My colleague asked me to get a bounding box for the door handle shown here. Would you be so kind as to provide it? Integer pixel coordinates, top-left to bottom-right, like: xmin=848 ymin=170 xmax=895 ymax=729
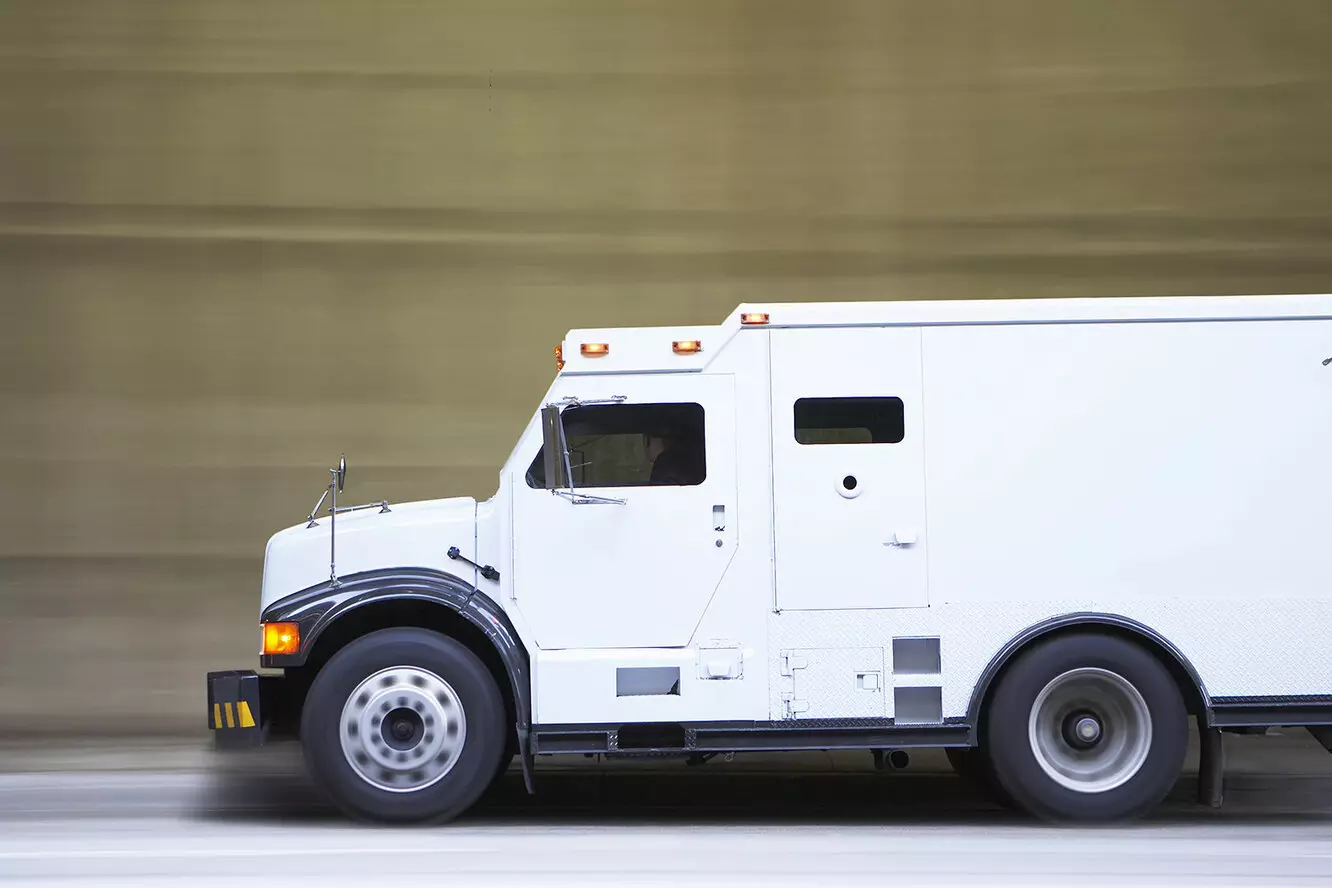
xmin=886 ymin=530 xmax=917 ymax=548
xmin=712 ymin=505 xmax=726 ymax=532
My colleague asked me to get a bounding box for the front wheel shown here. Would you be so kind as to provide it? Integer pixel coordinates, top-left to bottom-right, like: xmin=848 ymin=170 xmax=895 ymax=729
xmin=983 ymin=633 xmax=1188 ymax=823
xmin=301 ymin=627 xmax=507 ymax=824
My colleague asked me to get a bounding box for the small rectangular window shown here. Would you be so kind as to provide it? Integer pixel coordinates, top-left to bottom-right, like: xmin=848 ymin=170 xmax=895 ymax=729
xmin=794 ymin=397 xmax=904 ymax=445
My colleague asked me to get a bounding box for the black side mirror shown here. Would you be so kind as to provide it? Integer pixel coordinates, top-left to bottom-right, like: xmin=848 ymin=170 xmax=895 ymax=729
xmin=337 ymin=455 xmax=347 ymax=492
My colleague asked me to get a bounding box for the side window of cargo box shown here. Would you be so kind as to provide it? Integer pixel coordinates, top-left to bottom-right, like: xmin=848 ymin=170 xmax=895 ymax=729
xmin=793 ymin=396 xmax=905 ymax=444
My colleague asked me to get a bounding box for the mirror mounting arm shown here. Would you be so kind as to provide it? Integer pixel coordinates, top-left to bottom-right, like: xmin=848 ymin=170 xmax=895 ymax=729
xmin=302 ymin=455 xmax=376 ymax=588
xmin=328 ymin=463 xmax=341 ymax=586
xmin=539 ymin=400 xmax=627 ymax=506
xmin=557 ymin=395 xmax=628 ymax=408
xmin=305 ymin=487 xmax=331 ymax=528
xmin=553 ymin=489 xmax=627 ymax=505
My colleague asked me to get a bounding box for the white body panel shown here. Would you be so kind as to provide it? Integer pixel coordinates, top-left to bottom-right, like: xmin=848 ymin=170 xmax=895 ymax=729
xmin=770 ymin=326 xmax=929 ymax=612
xmin=768 ymin=311 xmax=1332 ymax=721
xmin=533 ymin=646 xmax=761 ymax=726
xmin=502 ymin=331 xmax=777 ymax=725
xmin=260 ymin=497 xmax=477 ymax=613
xmin=509 ymin=372 xmax=740 ymax=650
xmin=256 ymin=292 xmax=1332 ymax=733
xmin=768 ymin=597 xmax=1332 ymax=722
xmin=923 ymin=318 xmax=1332 ymax=609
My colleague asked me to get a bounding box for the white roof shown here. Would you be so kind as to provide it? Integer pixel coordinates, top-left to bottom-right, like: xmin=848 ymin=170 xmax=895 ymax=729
xmin=558 ymin=292 xmax=1332 ymax=375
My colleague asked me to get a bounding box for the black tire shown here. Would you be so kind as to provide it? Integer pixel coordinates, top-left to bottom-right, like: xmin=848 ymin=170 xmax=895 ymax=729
xmin=300 ymin=627 xmax=507 ymax=825
xmin=983 ymin=632 xmax=1187 ymax=823
xmin=945 ymin=746 xmax=983 ymax=783
xmin=473 ymin=751 xmax=517 ymax=808
xmin=946 ymin=746 xmax=1014 ymax=809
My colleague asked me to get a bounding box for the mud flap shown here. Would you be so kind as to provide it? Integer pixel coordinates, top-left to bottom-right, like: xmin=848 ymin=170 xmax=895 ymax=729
xmin=1197 ymin=715 xmax=1224 ymax=808
xmin=207 ymin=670 xmax=267 ymax=750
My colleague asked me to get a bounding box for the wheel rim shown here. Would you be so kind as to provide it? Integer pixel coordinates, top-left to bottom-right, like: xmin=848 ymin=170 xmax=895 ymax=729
xmin=1027 ymin=666 xmax=1151 ymax=794
xmin=339 ymin=665 xmax=467 ymax=793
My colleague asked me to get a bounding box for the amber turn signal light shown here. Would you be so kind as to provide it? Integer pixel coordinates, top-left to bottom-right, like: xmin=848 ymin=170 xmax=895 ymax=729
xmin=554 ymin=344 xmax=565 ymax=370
xmin=262 ymin=622 xmax=300 ymax=656
xmin=673 ymin=340 xmax=702 ymax=354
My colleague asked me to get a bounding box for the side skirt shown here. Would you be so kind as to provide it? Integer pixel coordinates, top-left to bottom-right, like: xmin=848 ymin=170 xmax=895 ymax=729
xmin=530 ymin=719 xmax=972 ymax=757
xmin=1209 ymin=696 xmax=1332 ymax=729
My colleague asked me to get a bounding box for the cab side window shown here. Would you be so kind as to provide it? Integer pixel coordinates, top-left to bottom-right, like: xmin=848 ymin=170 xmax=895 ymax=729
xmin=526 ymin=402 xmax=707 ymax=488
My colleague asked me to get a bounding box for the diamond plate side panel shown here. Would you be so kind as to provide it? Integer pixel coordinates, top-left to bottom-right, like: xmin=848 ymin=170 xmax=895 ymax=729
xmin=1212 ymin=695 xmax=1332 ymax=705
xmin=785 ymin=647 xmax=885 ymax=720
xmin=767 ymin=599 xmax=1332 ymax=721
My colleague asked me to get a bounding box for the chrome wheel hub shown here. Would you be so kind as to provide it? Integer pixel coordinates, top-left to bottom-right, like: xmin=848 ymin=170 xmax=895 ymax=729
xmin=1070 ymin=714 xmax=1102 ymax=745
xmin=339 ymin=666 xmax=466 ymax=793
xmin=1028 ymin=667 xmax=1151 ymax=794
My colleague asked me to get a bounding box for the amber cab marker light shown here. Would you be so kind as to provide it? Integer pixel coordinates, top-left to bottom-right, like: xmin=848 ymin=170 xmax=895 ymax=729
xmin=673 ymin=340 xmax=703 ymax=354
xmin=740 ymin=312 xmax=770 ymax=325
xmin=554 ymin=344 xmax=565 ymax=370
xmin=580 ymin=342 xmax=610 ymax=357
xmin=262 ymin=622 xmax=300 ymax=656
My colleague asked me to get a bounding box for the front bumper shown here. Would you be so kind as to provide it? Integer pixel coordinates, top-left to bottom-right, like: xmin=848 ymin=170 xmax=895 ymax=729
xmin=207 ymin=670 xmax=270 ymax=750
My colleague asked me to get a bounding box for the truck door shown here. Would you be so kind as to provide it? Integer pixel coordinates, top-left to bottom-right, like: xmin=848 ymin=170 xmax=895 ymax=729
xmin=511 ymin=374 xmax=739 ymax=649
xmin=770 ymin=326 xmax=928 ymax=611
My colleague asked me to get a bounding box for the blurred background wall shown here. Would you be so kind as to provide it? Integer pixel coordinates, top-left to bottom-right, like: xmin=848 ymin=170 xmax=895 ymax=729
xmin=2 ymin=0 xmax=1332 ymax=736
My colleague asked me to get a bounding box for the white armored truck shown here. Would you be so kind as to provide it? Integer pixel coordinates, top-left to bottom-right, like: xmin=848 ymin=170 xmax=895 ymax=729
xmin=208 ymin=293 xmax=1332 ymax=824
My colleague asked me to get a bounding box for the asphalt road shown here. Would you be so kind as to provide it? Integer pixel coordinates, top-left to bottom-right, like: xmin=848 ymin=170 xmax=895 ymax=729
xmin=2 ymin=733 xmax=1332 ymax=886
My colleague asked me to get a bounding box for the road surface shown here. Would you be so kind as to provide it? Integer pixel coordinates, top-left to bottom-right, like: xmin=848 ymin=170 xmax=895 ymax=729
xmin=2 ymin=731 xmax=1331 ymax=886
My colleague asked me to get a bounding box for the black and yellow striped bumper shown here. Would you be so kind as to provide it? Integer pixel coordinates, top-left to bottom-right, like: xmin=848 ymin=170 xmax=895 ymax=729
xmin=207 ymin=670 xmax=266 ymax=749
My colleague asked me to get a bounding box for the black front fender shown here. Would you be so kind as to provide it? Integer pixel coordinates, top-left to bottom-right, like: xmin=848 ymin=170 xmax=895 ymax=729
xmin=259 ymin=567 xmax=531 ymax=734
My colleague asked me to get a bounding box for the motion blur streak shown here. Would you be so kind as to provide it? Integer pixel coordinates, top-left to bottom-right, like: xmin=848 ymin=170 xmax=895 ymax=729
xmin=2 ymin=0 xmax=1332 ymax=737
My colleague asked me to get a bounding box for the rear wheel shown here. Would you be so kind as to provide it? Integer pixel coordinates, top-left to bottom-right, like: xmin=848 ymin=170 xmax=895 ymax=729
xmin=983 ymin=633 xmax=1187 ymax=823
xmin=301 ymin=627 xmax=507 ymax=824
xmin=945 ymin=746 xmax=983 ymax=782
xmin=946 ymin=746 xmax=1013 ymax=808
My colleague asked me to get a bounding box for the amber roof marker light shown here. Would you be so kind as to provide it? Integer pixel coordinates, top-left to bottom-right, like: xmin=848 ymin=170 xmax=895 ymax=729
xmin=580 ymin=342 xmax=610 ymax=357
xmin=673 ymin=340 xmax=702 ymax=354
xmin=740 ymin=312 xmax=770 ymax=325
xmin=554 ymin=345 xmax=565 ymax=370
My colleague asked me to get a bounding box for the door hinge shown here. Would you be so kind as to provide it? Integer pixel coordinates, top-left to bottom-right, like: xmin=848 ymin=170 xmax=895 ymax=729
xmin=782 ymin=694 xmax=809 ymax=719
xmin=780 ymin=652 xmax=808 ymax=676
